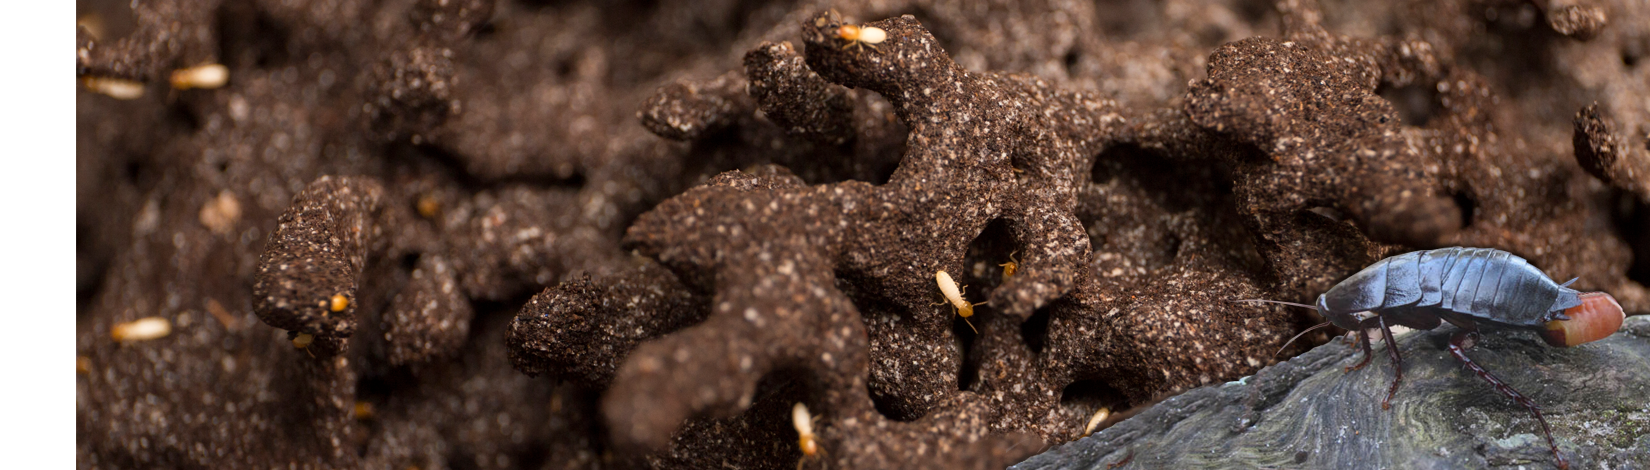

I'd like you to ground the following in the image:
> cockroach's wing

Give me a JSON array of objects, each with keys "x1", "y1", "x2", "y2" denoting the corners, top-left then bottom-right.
[
  {"x1": 1469, "y1": 250, "x2": 1513, "y2": 316},
  {"x1": 1489, "y1": 256, "x2": 1566, "y2": 326},
  {"x1": 1383, "y1": 251, "x2": 1423, "y2": 307},
  {"x1": 1416, "y1": 249, "x2": 1452, "y2": 307},
  {"x1": 1324, "y1": 257, "x2": 1388, "y2": 313}
]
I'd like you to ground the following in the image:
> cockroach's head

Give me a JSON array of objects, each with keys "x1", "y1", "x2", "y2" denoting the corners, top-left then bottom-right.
[
  {"x1": 1316, "y1": 294, "x2": 1367, "y2": 331},
  {"x1": 1541, "y1": 292, "x2": 1624, "y2": 347}
]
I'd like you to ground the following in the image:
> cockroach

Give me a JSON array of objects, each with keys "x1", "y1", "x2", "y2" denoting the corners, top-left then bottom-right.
[{"x1": 1238, "y1": 247, "x2": 1625, "y2": 470}]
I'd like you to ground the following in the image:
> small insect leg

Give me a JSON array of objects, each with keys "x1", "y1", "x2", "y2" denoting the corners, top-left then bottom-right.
[
  {"x1": 1377, "y1": 316, "x2": 1403, "y2": 410},
  {"x1": 1105, "y1": 450, "x2": 1134, "y2": 469},
  {"x1": 1447, "y1": 331, "x2": 1568, "y2": 470},
  {"x1": 1344, "y1": 329, "x2": 1374, "y2": 372}
]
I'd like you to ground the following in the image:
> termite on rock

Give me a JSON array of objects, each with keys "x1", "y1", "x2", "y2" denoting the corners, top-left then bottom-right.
[{"x1": 1238, "y1": 247, "x2": 1625, "y2": 470}]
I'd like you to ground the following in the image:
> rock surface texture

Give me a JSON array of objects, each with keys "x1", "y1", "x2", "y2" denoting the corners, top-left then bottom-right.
[
  {"x1": 1014, "y1": 315, "x2": 1650, "y2": 469},
  {"x1": 76, "y1": 0, "x2": 1650, "y2": 468}
]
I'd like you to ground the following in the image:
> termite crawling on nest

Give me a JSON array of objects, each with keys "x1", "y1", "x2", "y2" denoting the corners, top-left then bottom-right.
[
  {"x1": 1237, "y1": 247, "x2": 1625, "y2": 470},
  {"x1": 936, "y1": 270, "x2": 986, "y2": 334},
  {"x1": 834, "y1": 23, "x2": 886, "y2": 52},
  {"x1": 1000, "y1": 251, "x2": 1020, "y2": 281},
  {"x1": 792, "y1": 403, "x2": 820, "y2": 470}
]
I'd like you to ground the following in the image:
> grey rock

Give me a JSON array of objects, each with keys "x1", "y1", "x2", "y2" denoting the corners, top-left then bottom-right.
[{"x1": 1015, "y1": 316, "x2": 1650, "y2": 469}]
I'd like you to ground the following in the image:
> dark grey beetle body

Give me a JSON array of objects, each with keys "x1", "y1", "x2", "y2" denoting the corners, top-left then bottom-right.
[
  {"x1": 1284, "y1": 246, "x2": 1595, "y2": 469},
  {"x1": 1316, "y1": 247, "x2": 1582, "y2": 331}
]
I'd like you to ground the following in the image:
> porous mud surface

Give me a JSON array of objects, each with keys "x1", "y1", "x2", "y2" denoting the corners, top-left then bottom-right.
[{"x1": 76, "y1": 0, "x2": 1650, "y2": 468}]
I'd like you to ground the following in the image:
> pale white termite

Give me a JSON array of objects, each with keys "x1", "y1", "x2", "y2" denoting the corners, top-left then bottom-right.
[
  {"x1": 81, "y1": 76, "x2": 145, "y2": 100},
  {"x1": 1082, "y1": 407, "x2": 1111, "y2": 436},
  {"x1": 936, "y1": 270, "x2": 984, "y2": 334},
  {"x1": 792, "y1": 402, "x2": 819, "y2": 468},
  {"x1": 170, "y1": 64, "x2": 229, "y2": 90},
  {"x1": 111, "y1": 316, "x2": 171, "y2": 342},
  {"x1": 836, "y1": 24, "x2": 887, "y2": 52}
]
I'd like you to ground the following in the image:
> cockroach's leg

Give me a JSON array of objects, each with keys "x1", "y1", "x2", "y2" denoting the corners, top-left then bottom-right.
[
  {"x1": 1345, "y1": 329, "x2": 1374, "y2": 372},
  {"x1": 1105, "y1": 450, "x2": 1134, "y2": 469},
  {"x1": 1447, "y1": 331, "x2": 1568, "y2": 470},
  {"x1": 1378, "y1": 315, "x2": 1403, "y2": 410}
]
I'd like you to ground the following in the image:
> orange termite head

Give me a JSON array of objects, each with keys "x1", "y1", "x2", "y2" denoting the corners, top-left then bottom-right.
[
  {"x1": 836, "y1": 24, "x2": 861, "y2": 41},
  {"x1": 1541, "y1": 292, "x2": 1624, "y2": 347},
  {"x1": 799, "y1": 435, "x2": 817, "y2": 457}
]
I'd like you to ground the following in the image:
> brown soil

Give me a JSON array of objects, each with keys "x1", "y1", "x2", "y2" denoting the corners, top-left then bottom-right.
[{"x1": 76, "y1": 0, "x2": 1649, "y2": 468}]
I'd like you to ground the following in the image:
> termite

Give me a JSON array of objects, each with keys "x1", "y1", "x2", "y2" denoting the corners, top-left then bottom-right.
[
  {"x1": 416, "y1": 193, "x2": 441, "y2": 219},
  {"x1": 1238, "y1": 247, "x2": 1625, "y2": 470},
  {"x1": 835, "y1": 24, "x2": 887, "y2": 52},
  {"x1": 1082, "y1": 406, "x2": 1111, "y2": 436},
  {"x1": 792, "y1": 403, "x2": 819, "y2": 470},
  {"x1": 81, "y1": 76, "x2": 145, "y2": 100},
  {"x1": 329, "y1": 293, "x2": 350, "y2": 314},
  {"x1": 1000, "y1": 252, "x2": 1020, "y2": 281},
  {"x1": 353, "y1": 401, "x2": 375, "y2": 420},
  {"x1": 936, "y1": 270, "x2": 985, "y2": 334},
  {"x1": 169, "y1": 64, "x2": 229, "y2": 90},
  {"x1": 111, "y1": 316, "x2": 172, "y2": 342},
  {"x1": 291, "y1": 332, "x2": 315, "y2": 349}
]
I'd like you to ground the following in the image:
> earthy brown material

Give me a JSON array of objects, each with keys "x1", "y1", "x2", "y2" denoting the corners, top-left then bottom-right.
[{"x1": 76, "y1": 0, "x2": 1650, "y2": 468}]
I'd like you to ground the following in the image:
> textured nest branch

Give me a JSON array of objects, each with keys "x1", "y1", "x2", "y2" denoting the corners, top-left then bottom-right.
[{"x1": 77, "y1": 0, "x2": 1649, "y2": 468}]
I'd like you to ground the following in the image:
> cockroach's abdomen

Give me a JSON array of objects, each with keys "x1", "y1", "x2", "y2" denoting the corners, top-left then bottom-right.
[{"x1": 1541, "y1": 292, "x2": 1624, "y2": 347}]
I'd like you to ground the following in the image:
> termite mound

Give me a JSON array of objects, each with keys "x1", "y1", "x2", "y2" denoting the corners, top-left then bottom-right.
[{"x1": 75, "y1": 0, "x2": 1649, "y2": 468}]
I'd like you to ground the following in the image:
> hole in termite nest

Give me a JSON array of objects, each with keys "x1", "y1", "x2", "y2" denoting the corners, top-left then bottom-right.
[
  {"x1": 1058, "y1": 379, "x2": 1128, "y2": 434},
  {"x1": 954, "y1": 218, "x2": 1016, "y2": 391},
  {"x1": 954, "y1": 316, "x2": 981, "y2": 391},
  {"x1": 1609, "y1": 190, "x2": 1650, "y2": 287},
  {"x1": 1376, "y1": 82, "x2": 1443, "y2": 128},
  {"x1": 1020, "y1": 306, "x2": 1052, "y2": 355},
  {"x1": 1451, "y1": 191, "x2": 1477, "y2": 229},
  {"x1": 742, "y1": 367, "x2": 824, "y2": 463},
  {"x1": 1081, "y1": 144, "x2": 1222, "y2": 276}
]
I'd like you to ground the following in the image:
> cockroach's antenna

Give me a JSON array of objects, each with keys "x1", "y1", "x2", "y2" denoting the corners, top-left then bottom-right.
[
  {"x1": 1229, "y1": 298, "x2": 1333, "y2": 357},
  {"x1": 1229, "y1": 298, "x2": 1318, "y2": 310},
  {"x1": 1273, "y1": 321, "x2": 1335, "y2": 357}
]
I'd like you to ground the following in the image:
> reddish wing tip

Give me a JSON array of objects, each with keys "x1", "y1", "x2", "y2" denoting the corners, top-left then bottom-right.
[{"x1": 1542, "y1": 292, "x2": 1625, "y2": 347}]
